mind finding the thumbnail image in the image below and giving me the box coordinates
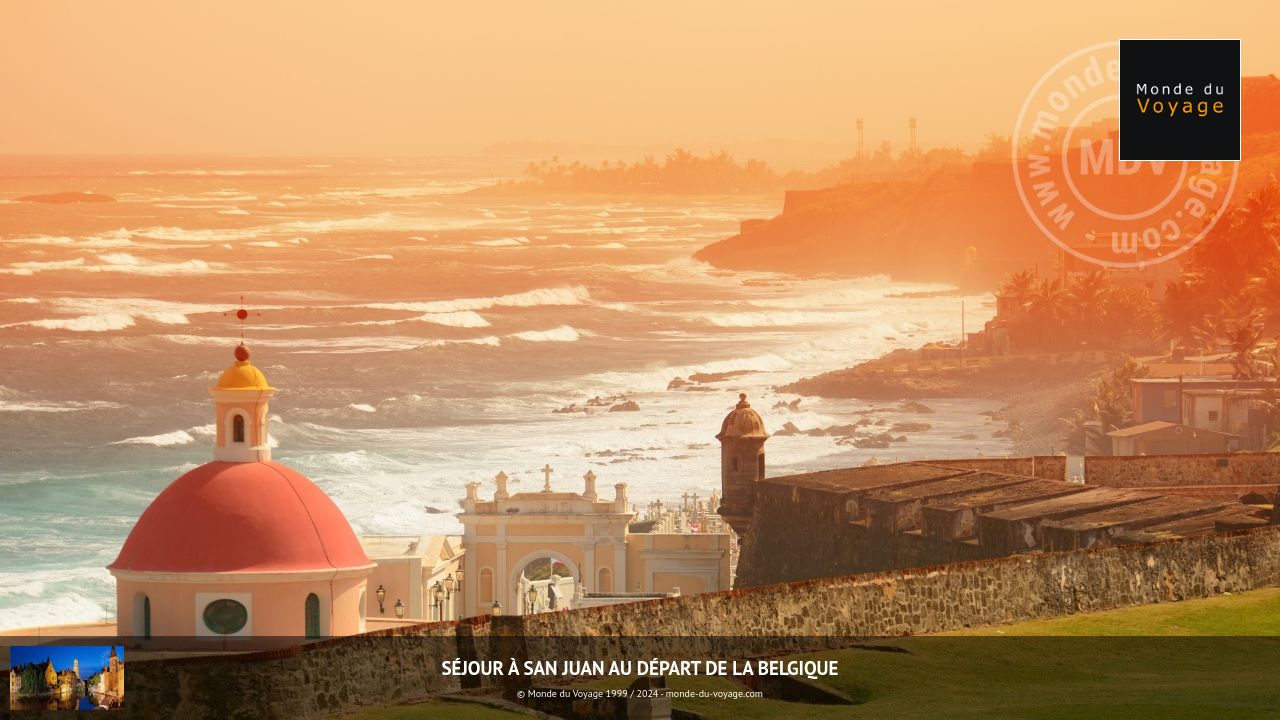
[8,645,124,711]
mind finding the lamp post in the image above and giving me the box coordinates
[393,598,405,619]
[432,581,445,621]
[525,585,538,615]
[491,601,502,617]
[442,573,455,621]
[376,585,386,614]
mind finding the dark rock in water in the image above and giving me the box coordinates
[774,421,803,436]
[890,422,932,433]
[667,377,692,390]
[609,400,640,412]
[852,434,892,449]
[586,394,628,407]
[823,423,862,437]
[423,505,445,514]
[552,403,582,414]
[688,370,754,384]
[955,433,979,440]
[899,400,935,414]
[772,398,802,411]
[17,191,114,203]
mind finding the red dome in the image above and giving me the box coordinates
[110,462,372,574]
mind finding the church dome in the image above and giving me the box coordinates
[214,345,273,391]
[717,393,768,439]
[109,461,372,574]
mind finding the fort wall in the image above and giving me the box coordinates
[118,526,1280,719]
[1086,452,1280,501]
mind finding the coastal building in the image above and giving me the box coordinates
[1107,421,1238,456]
[458,463,732,617]
[107,345,375,639]
[358,535,464,622]
[1130,377,1274,426]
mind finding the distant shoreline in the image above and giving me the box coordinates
[779,349,1112,456]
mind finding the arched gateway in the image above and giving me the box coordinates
[459,467,632,616]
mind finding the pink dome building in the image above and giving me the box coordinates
[108,345,374,639]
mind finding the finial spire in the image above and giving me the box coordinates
[736,393,750,409]
[224,296,261,346]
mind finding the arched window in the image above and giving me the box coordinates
[232,414,246,443]
[133,592,151,639]
[358,590,367,633]
[479,568,494,605]
[597,567,613,594]
[304,593,320,639]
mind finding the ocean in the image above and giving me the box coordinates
[0,156,1007,629]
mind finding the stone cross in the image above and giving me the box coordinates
[542,464,554,492]
[681,492,691,509]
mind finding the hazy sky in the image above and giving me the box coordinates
[2,1,1276,163]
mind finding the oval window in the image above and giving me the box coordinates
[203,599,248,635]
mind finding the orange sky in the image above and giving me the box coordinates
[2,1,1276,163]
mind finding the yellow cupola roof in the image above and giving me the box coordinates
[215,344,274,391]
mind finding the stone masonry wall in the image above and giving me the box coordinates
[1086,452,1280,492]
[926,456,1067,481]
[117,526,1280,719]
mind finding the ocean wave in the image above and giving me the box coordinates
[473,236,530,247]
[342,254,394,261]
[218,206,251,215]
[366,285,590,314]
[356,311,490,329]
[112,430,197,447]
[349,403,377,413]
[509,325,580,342]
[702,310,874,327]
[0,399,121,413]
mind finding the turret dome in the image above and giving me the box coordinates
[717,393,768,439]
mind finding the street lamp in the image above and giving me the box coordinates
[491,601,502,616]
[525,586,538,615]
[393,598,405,619]
[454,569,464,592]
[376,585,387,614]
[442,574,455,620]
[433,581,445,621]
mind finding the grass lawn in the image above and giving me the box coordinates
[345,699,529,719]
[350,589,1280,719]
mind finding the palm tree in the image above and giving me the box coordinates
[1196,295,1267,379]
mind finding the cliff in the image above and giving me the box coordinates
[696,75,1280,286]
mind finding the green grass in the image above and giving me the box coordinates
[345,699,529,719]
[941,587,1280,636]
[351,589,1280,719]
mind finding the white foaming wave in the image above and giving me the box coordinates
[473,236,530,247]
[594,242,627,249]
[702,310,876,327]
[135,225,266,242]
[342,254,394,261]
[744,278,951,310]
[0,587,110,631]
[509,325,580,342]
[0,399,121,413]
[218,207,251,215]
[0,252,221,277]
[250,240,282,248]
[1,298,40,303]
[355,311,490,328]
[2,229,134,249]
[366,285,590,314]
[2,296,207,332]
[578,352,794,393]
[349,403,377,413]
[112,430,196,447]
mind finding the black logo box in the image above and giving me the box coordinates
[1119,39,1241,162]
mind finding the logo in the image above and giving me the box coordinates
[1120,39,1241,161]
[1012,42,1238,269]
